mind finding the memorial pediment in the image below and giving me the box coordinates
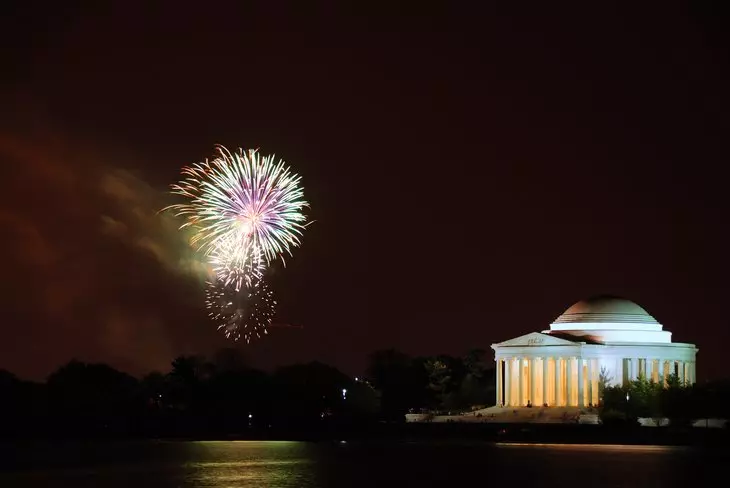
[494,332,577,347]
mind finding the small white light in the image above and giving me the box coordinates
[248,413,253,419]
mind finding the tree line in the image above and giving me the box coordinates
[4,349,727,439]
[0,348,495,439]
[599,371,730,427]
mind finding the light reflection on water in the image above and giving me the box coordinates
[0,440,321,488]
[180,441,318,487]
[495,442,688,452]
[0,439,728,488]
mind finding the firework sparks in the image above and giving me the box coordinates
[208,235,265,292]
[166,145,309,344]
[165,145,308,284]
[204,276,276,343]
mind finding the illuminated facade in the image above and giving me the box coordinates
[491,296,698,407]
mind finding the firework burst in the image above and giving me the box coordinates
[166,145,309,344]
[208,235,265,292]
[165,145,308,285]
[204,276,276,343]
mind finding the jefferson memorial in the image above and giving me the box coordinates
[491,296,698,408]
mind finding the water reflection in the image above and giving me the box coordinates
[1,439,728,488]
[495,442,687,452]
[181,441,317,487]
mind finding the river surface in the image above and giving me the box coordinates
[0,440,727,487]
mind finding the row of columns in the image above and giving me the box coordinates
[496,357,697,408]
[624,358,696,385]
[496,357,597,408]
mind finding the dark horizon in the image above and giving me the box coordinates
[2,3,730,382]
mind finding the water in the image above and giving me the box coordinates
[0,440,727,487]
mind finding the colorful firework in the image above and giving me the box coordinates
[208,235,265,292]
[204,276,276,343]
[165,145,308,285]
[166,145,309,344]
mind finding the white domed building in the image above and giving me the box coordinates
[491,296,698,408]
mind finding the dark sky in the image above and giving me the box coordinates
[2,2,729,381]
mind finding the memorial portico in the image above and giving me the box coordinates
[492,296,698,408]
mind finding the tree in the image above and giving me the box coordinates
[206,367,271,431]
[600,383,631,425]
[424,355,467,410]
[46,360,139,435]
[167,355,212,414]
[0,371,43,438]
[425,358,451,397]
[212,348,249,373]
[598,375,663,427]
[463,349,488,380]
[170,355,208,384]
[367,349,428,421]
[458,372,493,408]
[347,380,380,418]
[626,376,663,423]
[462,349,494,407]
[140,371,167,406]
[597,366,612,406]
[272,362,353,427]
[661,374,692,428]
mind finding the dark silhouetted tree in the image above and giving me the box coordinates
[368,349,429,421]
[46,360,138,436]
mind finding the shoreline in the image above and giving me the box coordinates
[3,423,728,448]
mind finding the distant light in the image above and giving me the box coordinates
[342,388,347,399]
[248,413,253,419]
[355,377,359,381]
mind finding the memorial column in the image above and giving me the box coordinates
[566,358,573,406]
[577,358,584,407]
[529,358,537,406]
[542,357,549,406]
[631,358,637,383]
[677,361,687,386]
[554,357,561,406]
[678,361,686,385]
[515,358,525,406]
[587,358,593,406]
[505,359,512,406]
[496,359,503,406]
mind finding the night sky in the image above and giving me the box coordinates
[2,3,729,381]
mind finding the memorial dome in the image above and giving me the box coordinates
[552,295,659,326]
[546,295,671,343]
